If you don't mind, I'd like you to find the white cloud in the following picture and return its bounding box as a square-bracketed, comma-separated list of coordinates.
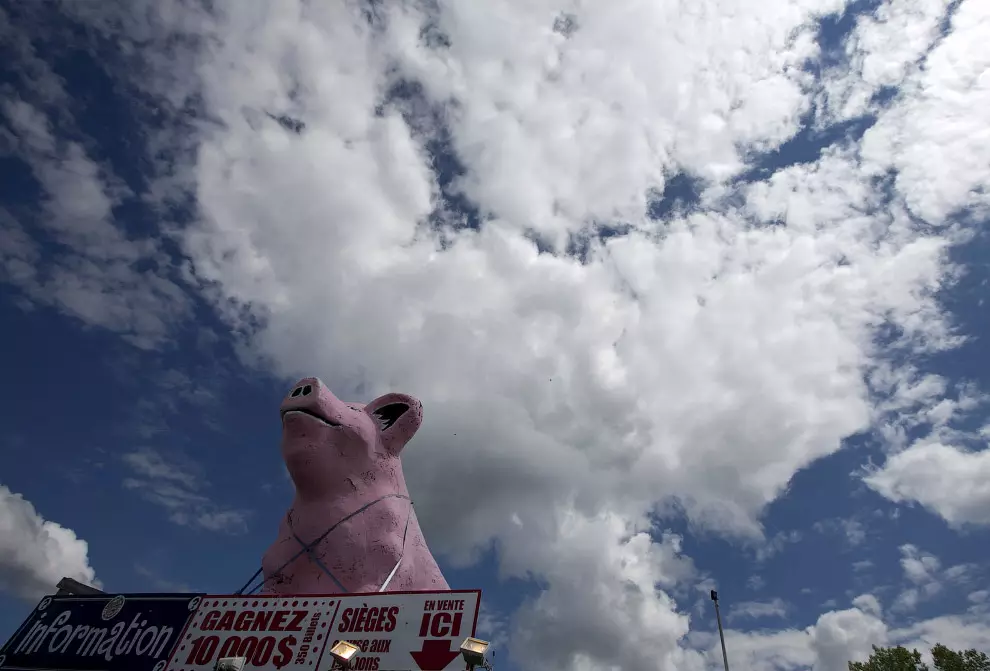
[121, 447, 250, 534]
[393, 0, 846, 238]
[508, 512, 698, 671]
[968, 591, 990, 617]
[893, 616, 990, 664]
[869, 367, 987, 452]
[6, 0, 989, 669]
[748, 575, 767, 591]
[865, 442, 990, 527]
[889, 544, 980, 614]
[755, 530, 805, 561]
[0, 485, 101, 601]
[730, 598, 789, 622]
[716, 599, 990, 671]
[715, 604, 884, 671]
[49, 0, 974, 538]
[899, 543, 941, 586]
[892, 543, 941, 613]
[474, 603, 511, 657]
[813, 517, 868, 546]
[852, 594, 882, 617]
[943, 563, 978, 586]
[811, 606, 889, 671]
[0, 96, 191, 348]
[821, 0, 950, 121]
[0, 6, 69, 107]
[842, 520, 867, 546]
[719, 627, 816, 671]
[860, 0, 990, 223]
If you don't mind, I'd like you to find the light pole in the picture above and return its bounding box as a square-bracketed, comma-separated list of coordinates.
[710, 590, 730, 671]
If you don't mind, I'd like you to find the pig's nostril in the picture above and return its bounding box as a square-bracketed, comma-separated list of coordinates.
[303, 385, 312, 396]
[291, 387, 302, 398]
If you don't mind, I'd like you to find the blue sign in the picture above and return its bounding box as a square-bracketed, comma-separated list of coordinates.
[0, 592, 204, 671]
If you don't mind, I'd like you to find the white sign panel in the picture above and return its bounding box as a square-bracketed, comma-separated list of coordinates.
[163, 591, 481, 671]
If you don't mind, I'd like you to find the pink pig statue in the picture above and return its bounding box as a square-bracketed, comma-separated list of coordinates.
[261, 377, 449, 594]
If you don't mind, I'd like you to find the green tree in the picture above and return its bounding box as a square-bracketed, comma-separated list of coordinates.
[931, 644, 990, 671]
[849, 644, 990, 671]
[849, 645, 928, 671]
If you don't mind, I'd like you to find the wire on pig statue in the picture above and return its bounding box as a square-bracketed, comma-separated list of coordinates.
[262, 377, 449, 594]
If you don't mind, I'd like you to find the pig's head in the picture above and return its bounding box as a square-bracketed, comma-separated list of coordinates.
[279, 377, 423, 500]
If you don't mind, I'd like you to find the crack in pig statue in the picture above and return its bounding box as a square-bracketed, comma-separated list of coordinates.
[262, 377, 449, 594]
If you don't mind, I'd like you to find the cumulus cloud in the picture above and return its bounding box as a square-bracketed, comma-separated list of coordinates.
[718, 598, 990, 671]
[865, 442, 990, 527]
[2, 0, 989, 669]
[893, 616, 990, 665]
[811, 606, 889, 671]
[852, 594, 882, 617]
[43, 2, 977, 537]
[509, 513, 697, 671]
[859, 0, 990, 224]
[0, 485, 101, 600]
[900, 544, 941, 586]
[821, 0, 950, 121]
[716, 603, 885, 671]
[968, 591, 989, 617]
[719, 626, 815, 671]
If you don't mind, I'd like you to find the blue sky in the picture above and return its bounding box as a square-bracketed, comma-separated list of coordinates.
[1, 1, 989, 671]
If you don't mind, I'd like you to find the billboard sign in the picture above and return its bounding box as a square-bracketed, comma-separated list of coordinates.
[0, 592, 203, 671]
[164, 590, 481, 671]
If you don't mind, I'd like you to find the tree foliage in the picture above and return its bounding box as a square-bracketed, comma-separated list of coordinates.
[849, 645, 928, 671]
[931, 644, 990, 671]
[850, 645, 990, 671]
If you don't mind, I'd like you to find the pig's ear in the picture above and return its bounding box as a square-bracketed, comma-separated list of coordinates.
[365, 393, 423, 454]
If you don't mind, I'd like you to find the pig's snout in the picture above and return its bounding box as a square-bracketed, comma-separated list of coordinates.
[289, 383, 314, 398]
[280, 377, 342, 427]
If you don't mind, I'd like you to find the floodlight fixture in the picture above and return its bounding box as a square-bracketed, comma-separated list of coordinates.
[710, 589, 718, 602]
[460, 637, 491, 668]
[215, 658, 246, 671]
[329, 640, 361, 669]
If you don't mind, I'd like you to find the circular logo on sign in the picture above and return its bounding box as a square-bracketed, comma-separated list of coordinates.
[188, 596, 202, 611]
[37, 597, 52, 612]
[101, 596, 125, 621]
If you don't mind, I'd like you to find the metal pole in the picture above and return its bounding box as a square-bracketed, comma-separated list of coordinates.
[711, 590, 730, 671]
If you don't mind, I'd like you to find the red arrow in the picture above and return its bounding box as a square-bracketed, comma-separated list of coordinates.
[410, 639, 461, 671]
